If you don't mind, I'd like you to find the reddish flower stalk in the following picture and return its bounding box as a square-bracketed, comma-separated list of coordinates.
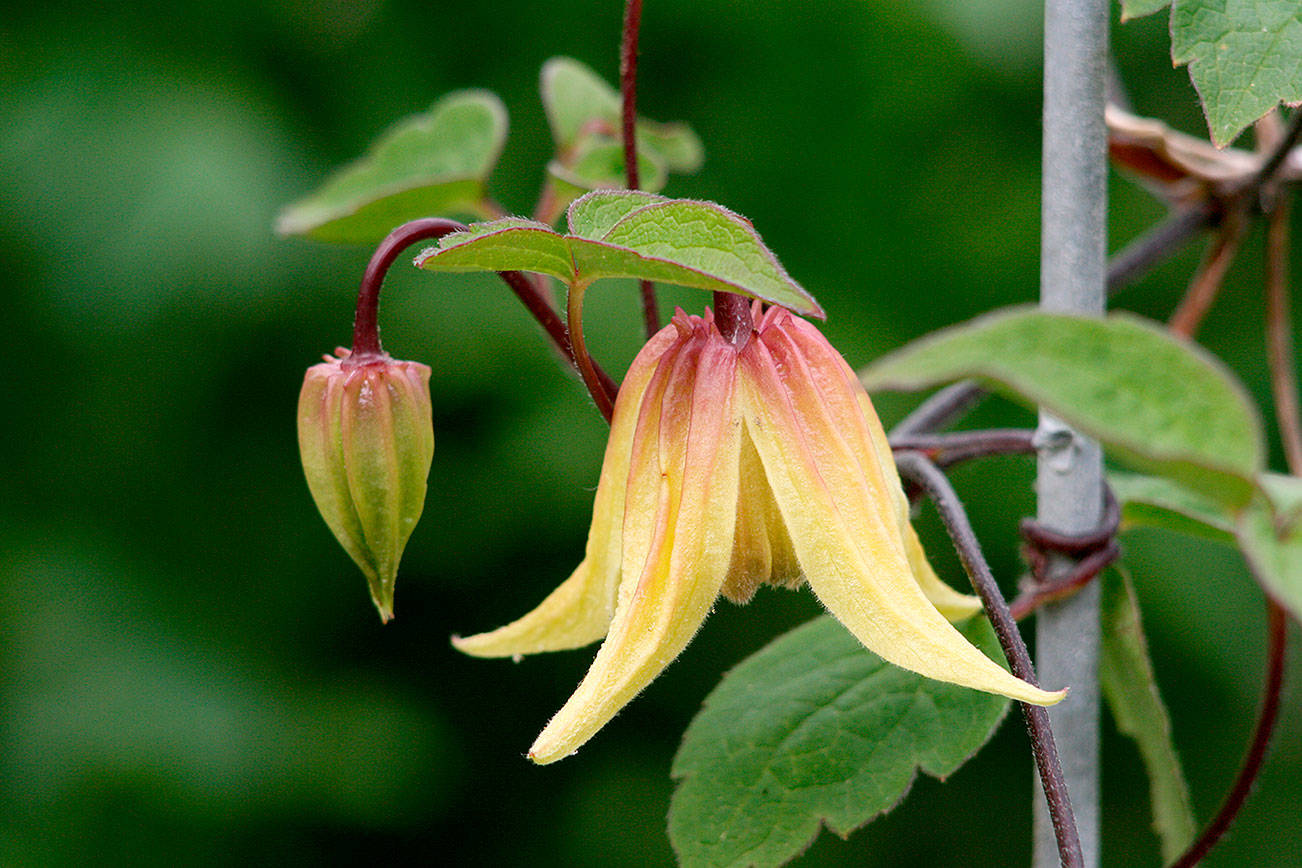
[1171, 143, 1296, 867]
[566, 282, 616, 423]
[712, 290, 753, 349]
[621, 0, 659, 338]
[1168, 212, 1246, 339]
[1170, 601, 1287, 868]
[351, 217, 616, 404]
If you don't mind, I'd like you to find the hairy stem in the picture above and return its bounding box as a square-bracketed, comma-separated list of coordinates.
[350, 219, 464, 357]
[621, 0, 659, 338]
[896, 453, 1083, 868]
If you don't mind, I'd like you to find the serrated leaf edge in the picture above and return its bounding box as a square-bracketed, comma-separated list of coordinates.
[596, 197, 825, 318]
[418, 196, 823, 317]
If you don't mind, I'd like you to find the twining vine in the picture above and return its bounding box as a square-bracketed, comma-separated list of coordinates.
[283, 1, 1302, 866]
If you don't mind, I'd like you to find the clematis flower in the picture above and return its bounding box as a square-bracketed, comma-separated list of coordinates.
[455, 303, 1063, 763]
[298, 348, 434, 623]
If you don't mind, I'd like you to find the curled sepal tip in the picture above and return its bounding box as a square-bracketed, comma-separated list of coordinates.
[298, 348, 434, 622]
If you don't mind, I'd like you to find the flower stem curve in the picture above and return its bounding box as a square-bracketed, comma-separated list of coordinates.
[352, 218, 617, 403]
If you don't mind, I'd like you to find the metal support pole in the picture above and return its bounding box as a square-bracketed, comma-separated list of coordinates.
[1034, 1, 1109, 866]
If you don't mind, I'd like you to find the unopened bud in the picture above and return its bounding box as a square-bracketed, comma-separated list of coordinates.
[297, 348, 434, 622]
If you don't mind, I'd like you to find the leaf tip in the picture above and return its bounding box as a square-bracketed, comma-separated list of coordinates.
[273, 207, 307, 239]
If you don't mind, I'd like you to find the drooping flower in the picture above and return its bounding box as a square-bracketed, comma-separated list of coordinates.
[298, 348, 434, 622]
[455, 304, 1063, 763]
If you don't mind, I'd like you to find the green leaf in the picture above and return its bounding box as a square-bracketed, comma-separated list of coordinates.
[859, 308, 1264, 507]
[277, 90, 507, 243]
[1100, 569, 1197, 862]
[414, 192, 824, 317]
[1107, 470, 1302, 618]
[639, 122, 705, 173]
[1121, 0, 1170, 21]
[1170, 0, 1302, 147]
[545, 141, 669, 217]
[416, 218, 575, 279]
[540, 56, 704, 173]
[567, 189, 668, 238]
[668, 616, 1009, 868]
[1235, 472, 1302, 621]
[1109, 471, 1236, 544]
[541, 56, 621, 149]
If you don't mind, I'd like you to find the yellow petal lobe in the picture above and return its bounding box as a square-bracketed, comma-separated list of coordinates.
[741, 314, 1062, 707]
[529, 329, 744, 763]
[453, 325, 681, 657]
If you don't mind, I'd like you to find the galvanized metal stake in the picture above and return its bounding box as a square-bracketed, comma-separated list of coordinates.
[1034, 1, 1109, 865]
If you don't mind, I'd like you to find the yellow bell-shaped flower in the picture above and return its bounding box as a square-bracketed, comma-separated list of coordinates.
[456, 304, 1062, 763]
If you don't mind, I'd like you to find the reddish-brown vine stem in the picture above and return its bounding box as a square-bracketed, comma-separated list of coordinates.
[1266, 197, 1302, 471]
[1169, 601, 1287, 868]
[1168, 126, 1297, 867]
[621, 0, 660, 339]
[891, 428, 1037, 466]
[895, 452, 1083, 868]
[1168, 211, 1247, 339]
[352, 218, 617, 403]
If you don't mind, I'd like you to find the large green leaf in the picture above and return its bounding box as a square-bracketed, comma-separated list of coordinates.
[1170, 1, 1302, 147]
[277, 90, 507, 243]
[1236, 472, 1302, 621]
[1109, 471, 1236, 544]
[668, 616, 1009, 868]
[414, 192, 824, 316]
[540, 56, 703, 173]
[1100, 569, 1197, 863]
[859, 308, 1264, 507]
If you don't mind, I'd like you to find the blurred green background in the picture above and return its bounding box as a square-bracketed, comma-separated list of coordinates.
[2, 0, 1299, 864]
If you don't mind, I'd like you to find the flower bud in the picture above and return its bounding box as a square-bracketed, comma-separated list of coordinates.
[297, 348, 434, 622]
